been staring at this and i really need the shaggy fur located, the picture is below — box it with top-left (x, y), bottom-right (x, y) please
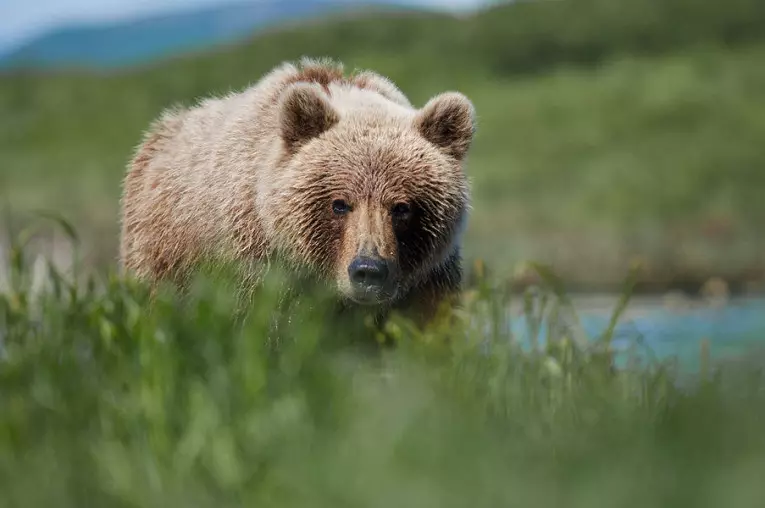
top-left (119, 57), bottom-right (476, 324)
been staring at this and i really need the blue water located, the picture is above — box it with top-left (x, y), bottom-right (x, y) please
top-left (508, 297), bottom-right (765, 372)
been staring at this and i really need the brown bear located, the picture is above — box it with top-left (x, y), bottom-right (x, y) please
top-left (119, 57), bottom-right (476, 325)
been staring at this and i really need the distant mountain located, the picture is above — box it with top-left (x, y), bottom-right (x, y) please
top-left (0, 0), bottom-right (422, 70)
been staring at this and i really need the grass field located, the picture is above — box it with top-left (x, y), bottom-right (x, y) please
top-left (1, 238), bottom-right (765, 508)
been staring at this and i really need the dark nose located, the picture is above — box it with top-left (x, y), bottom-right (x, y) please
top-left (348, 256), bottom-right (389, 288)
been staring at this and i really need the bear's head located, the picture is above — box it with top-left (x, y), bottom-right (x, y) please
top-left (269, 79), bottom-right (475, 306)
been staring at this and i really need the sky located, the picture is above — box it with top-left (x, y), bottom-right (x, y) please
top-left (0, 0), bottom-right (488, 54)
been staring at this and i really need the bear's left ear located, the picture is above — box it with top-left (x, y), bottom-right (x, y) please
top-left (414, 92), bottom-right (476, 161)
top-left (278, 82), bottom-right (340, 154)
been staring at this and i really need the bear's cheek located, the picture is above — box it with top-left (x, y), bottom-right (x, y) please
top-left (302, 208), bottom-right (346, 274)
top-left (269, 193), bottom-right (340, 274)
top-left (395, 226), bottom-right (432, 273)
top-left (395, 209), bottom-right (453, 273)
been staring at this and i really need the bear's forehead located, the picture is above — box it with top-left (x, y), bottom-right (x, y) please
top-left (324, 120), bottom-right (435, 164)
top-left (321, 158), bottom-right (433, 197)
top-left (297, 143), bottom-right (463, 205)
top-left (290, 114), bottom-right (465, 202)
top-left (319, 133), bottom-right (440, 182)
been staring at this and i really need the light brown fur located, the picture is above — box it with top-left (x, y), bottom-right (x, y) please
top-left (119, 58), bottom-right (476, 324)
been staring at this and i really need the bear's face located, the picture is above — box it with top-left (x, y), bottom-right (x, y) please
top-left (270, 82), bottom-right (475, 306)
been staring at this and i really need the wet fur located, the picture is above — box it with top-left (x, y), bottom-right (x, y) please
top-left (120, 58), bottom-right (476, 326)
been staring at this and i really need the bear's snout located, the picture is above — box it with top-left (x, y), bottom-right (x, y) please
top-left (345, 253), bottom-right (397, 305)
top-left (348, 256), bottom-right (390, 288)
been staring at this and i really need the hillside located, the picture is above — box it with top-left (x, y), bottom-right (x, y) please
top-left (2, 0), bottom-right (765, 291)
top-left (0, 0), bottom-right (423, 70)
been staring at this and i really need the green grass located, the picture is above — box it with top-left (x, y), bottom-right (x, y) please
top-left (1, 231), bottom-right (765, 507)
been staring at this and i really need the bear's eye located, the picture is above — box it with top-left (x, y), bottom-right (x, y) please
top-left (391, 202), bottom-right (412, 219)
top-left (332, 199), bottom-right (351, 215)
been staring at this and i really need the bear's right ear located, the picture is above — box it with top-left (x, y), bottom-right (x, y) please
top-left (278, 83), bottom-right (339, 154)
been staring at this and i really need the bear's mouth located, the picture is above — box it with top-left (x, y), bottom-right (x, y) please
top-left (346, 285), bottom-right (397, 306)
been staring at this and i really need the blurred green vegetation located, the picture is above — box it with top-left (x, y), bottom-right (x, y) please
top-left (1, 233), bottom-right (765, 508)
top-left (1, 0), bottom-right (764, 289)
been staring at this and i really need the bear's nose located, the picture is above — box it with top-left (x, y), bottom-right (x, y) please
top-left (348, 256), bottom-right (389, 288)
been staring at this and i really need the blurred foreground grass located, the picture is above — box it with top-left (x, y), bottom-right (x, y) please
top-left (1, 229), bottom-right (765, 508)
top-left (1, 0), bottom-right (765, 289)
